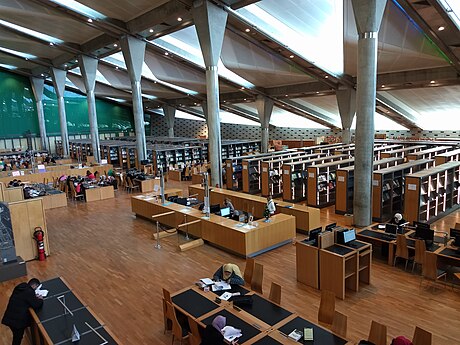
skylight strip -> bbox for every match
[0,47,36,60]
[0,64,17,70]
[49,0,106,20]
[0,19,64,44]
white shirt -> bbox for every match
[267,199,276,214]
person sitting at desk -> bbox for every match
[86,170,95,180]
[213,263,245,285]
[2,278,43,345]
[391,213,407,226]
[201,315,226,345]
[223,198,235,213]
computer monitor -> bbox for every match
[220,207,231,217]
[325,223,337,231]
[450,228,460,247]
[308,227,322,243]
[415,227,434,243]
[413,221,430,231]
[385,223,398,235]
[210,204,220,214]
[343,229,356,243]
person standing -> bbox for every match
[2,278,44,345]
[266,195,276,215]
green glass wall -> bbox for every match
[0,70,134,138]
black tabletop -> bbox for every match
[172,289,219,318]
[41,307,100,344]
[342,240,368,250]
[278,316,347,345]
[202,308,261,344]
[405,239,440,252]
[359,229,394,242]
[251,334,284,345]
[237,294,292,326]
[58,327,118,345]
[439,247,460,259]
[35,291,84,322]
[324,245,354,256]
[41,277,71,298]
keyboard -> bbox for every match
[381,234,397,241]
[346,241,361,248]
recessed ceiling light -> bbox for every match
[41,73,44,76]
[316,91,320,94]
[438,26,445,31]
[241,87,245,90]
[289,55,294,58]
[430,80,435,84]
[75,59,78,63]
[386,110,390,113]
[243,98,247,101]
[88,18,93,23]
[49,42,54,46]
[64,64,67,67]
[285,94,288,97]
[115,66,119,70]
[381,84,385,87]
[245,28,250,33]
[149,29,153,33]
[164,52,169,56]
[114,43,118,47]
[177,17,183,22]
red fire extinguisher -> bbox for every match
[33,227,46,261]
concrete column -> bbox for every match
[79,55,101,162]
[201,101,208,122]
[352,0,387,226]
[120,35,147,165]
[30,77,47,151]
[162,105,176,137]
[256,95,274,153]
[50,68,69,157]
[150,114,154,136]
[193,0,228,187]
[336,88,356,144]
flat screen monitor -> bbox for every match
[385,223,398,235]
[210,204,220,214]
[343,229,356,243]
[220,207,230,217]
[413,221,430,231]
[415,227,434,242]
[450,228,460,246]
[308,227,322,242]
[325,223,337,231]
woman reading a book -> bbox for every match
[213,263,244,285]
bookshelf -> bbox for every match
[306,158,355,207]
[371,159,434,222]
[406,146,452,161]
[380,145,426,160]
[435,148,460,166]
[335,157,403,215]
[404,161,460,224]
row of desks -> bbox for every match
[131,194,296,257]
[172,284,349,344]
[188,184,320,233]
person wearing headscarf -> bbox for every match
[200,315,226,345]
[213,263,244,285]
[392,213,407,226]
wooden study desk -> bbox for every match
[30,277,122,345]
[188,184,320,233]
[171,283,350,345]
[168,169,182,181]
[133,177,159,193]
[131,196,296,257]
[84,185,115,202]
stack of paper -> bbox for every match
[222,326,242,342]
[212,281,231,291]
[288,329,302,341]
[200,278,214,285]
[219,292,233,301]
[35,284,49,298]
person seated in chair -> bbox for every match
[391,213,407,226]
[223,198,235,213]
[213,263,244,285]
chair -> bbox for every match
[162,288,172,333]
[126,176,140,193]
[243,258,255,287]
[251,262,264,294]
[412,326,432,345]
[163,288,172,303]
[393,234,413,270]
[187,316,202,345]
[368,320,387,345]
[69,183,84,202]
[454,223,460,230]
[165,300,188,344]
[268,282,282,305]
[318,290,335,325]
[421,252,447,288]
[412,239,426,273]
[331,311,347,338]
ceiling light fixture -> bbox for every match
[177,17,183,22]
[245,28,250,32]
[88,18,93,23]
[316,91,320,94]
[438,26,445,31]
[381,84,385,87]
[430,80,436,84]
[114,44,118,47]
[149,29,153,33]
[49,42,54,46]
[289,55,294,58]
[325,76,329,79]
[164,52,169,56]
[241,87,245,90]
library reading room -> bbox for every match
[1,0,460,345]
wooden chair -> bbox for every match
[394,234,413,270]
[165,300,188,344]
[331,311,347,338]
[243,258,255,287]
[162,288,173,334]
[412,239,426,273]
[318,290,335,325]
[454,223,460,230]
[413,326,432,345]
[163,288,172,303]
[126,176,140,193]
[187,316,202,345]
[421,252,447,288]
[251,262,264,294]
[69,183,84,202]
[268,282,282,305]
[368,320,387,345]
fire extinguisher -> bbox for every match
[33,227,46,261]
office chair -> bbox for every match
[268,282,282,305]
[318,290,335,325]
[368,320,387,345]
[412,326,432,345]
[394,234,413,270]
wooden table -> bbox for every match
[131,196,296,257]
[134,178,160,193]
[84,185,115,202]
[189,184,320,233]
[168,170,182,181]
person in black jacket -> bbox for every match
[201,315,226,345]
[2,278,43,345]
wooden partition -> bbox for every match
[0,184,24,202]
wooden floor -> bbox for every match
[1,180,459,345]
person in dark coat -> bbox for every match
[2,278,43,345]
[200,315,226,345]
[213,263,245,285]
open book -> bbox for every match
[212,281,231,291]
[222,326,242,342]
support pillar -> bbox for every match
[352,0,387,226]
[256,96,274,153]
[50,68,69,157]
[120,35,147,165]
[30,77,47,151]
[162,105,176,137]
[193,0,228,187]
[79,55,101,162]
[336,88,356,144]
